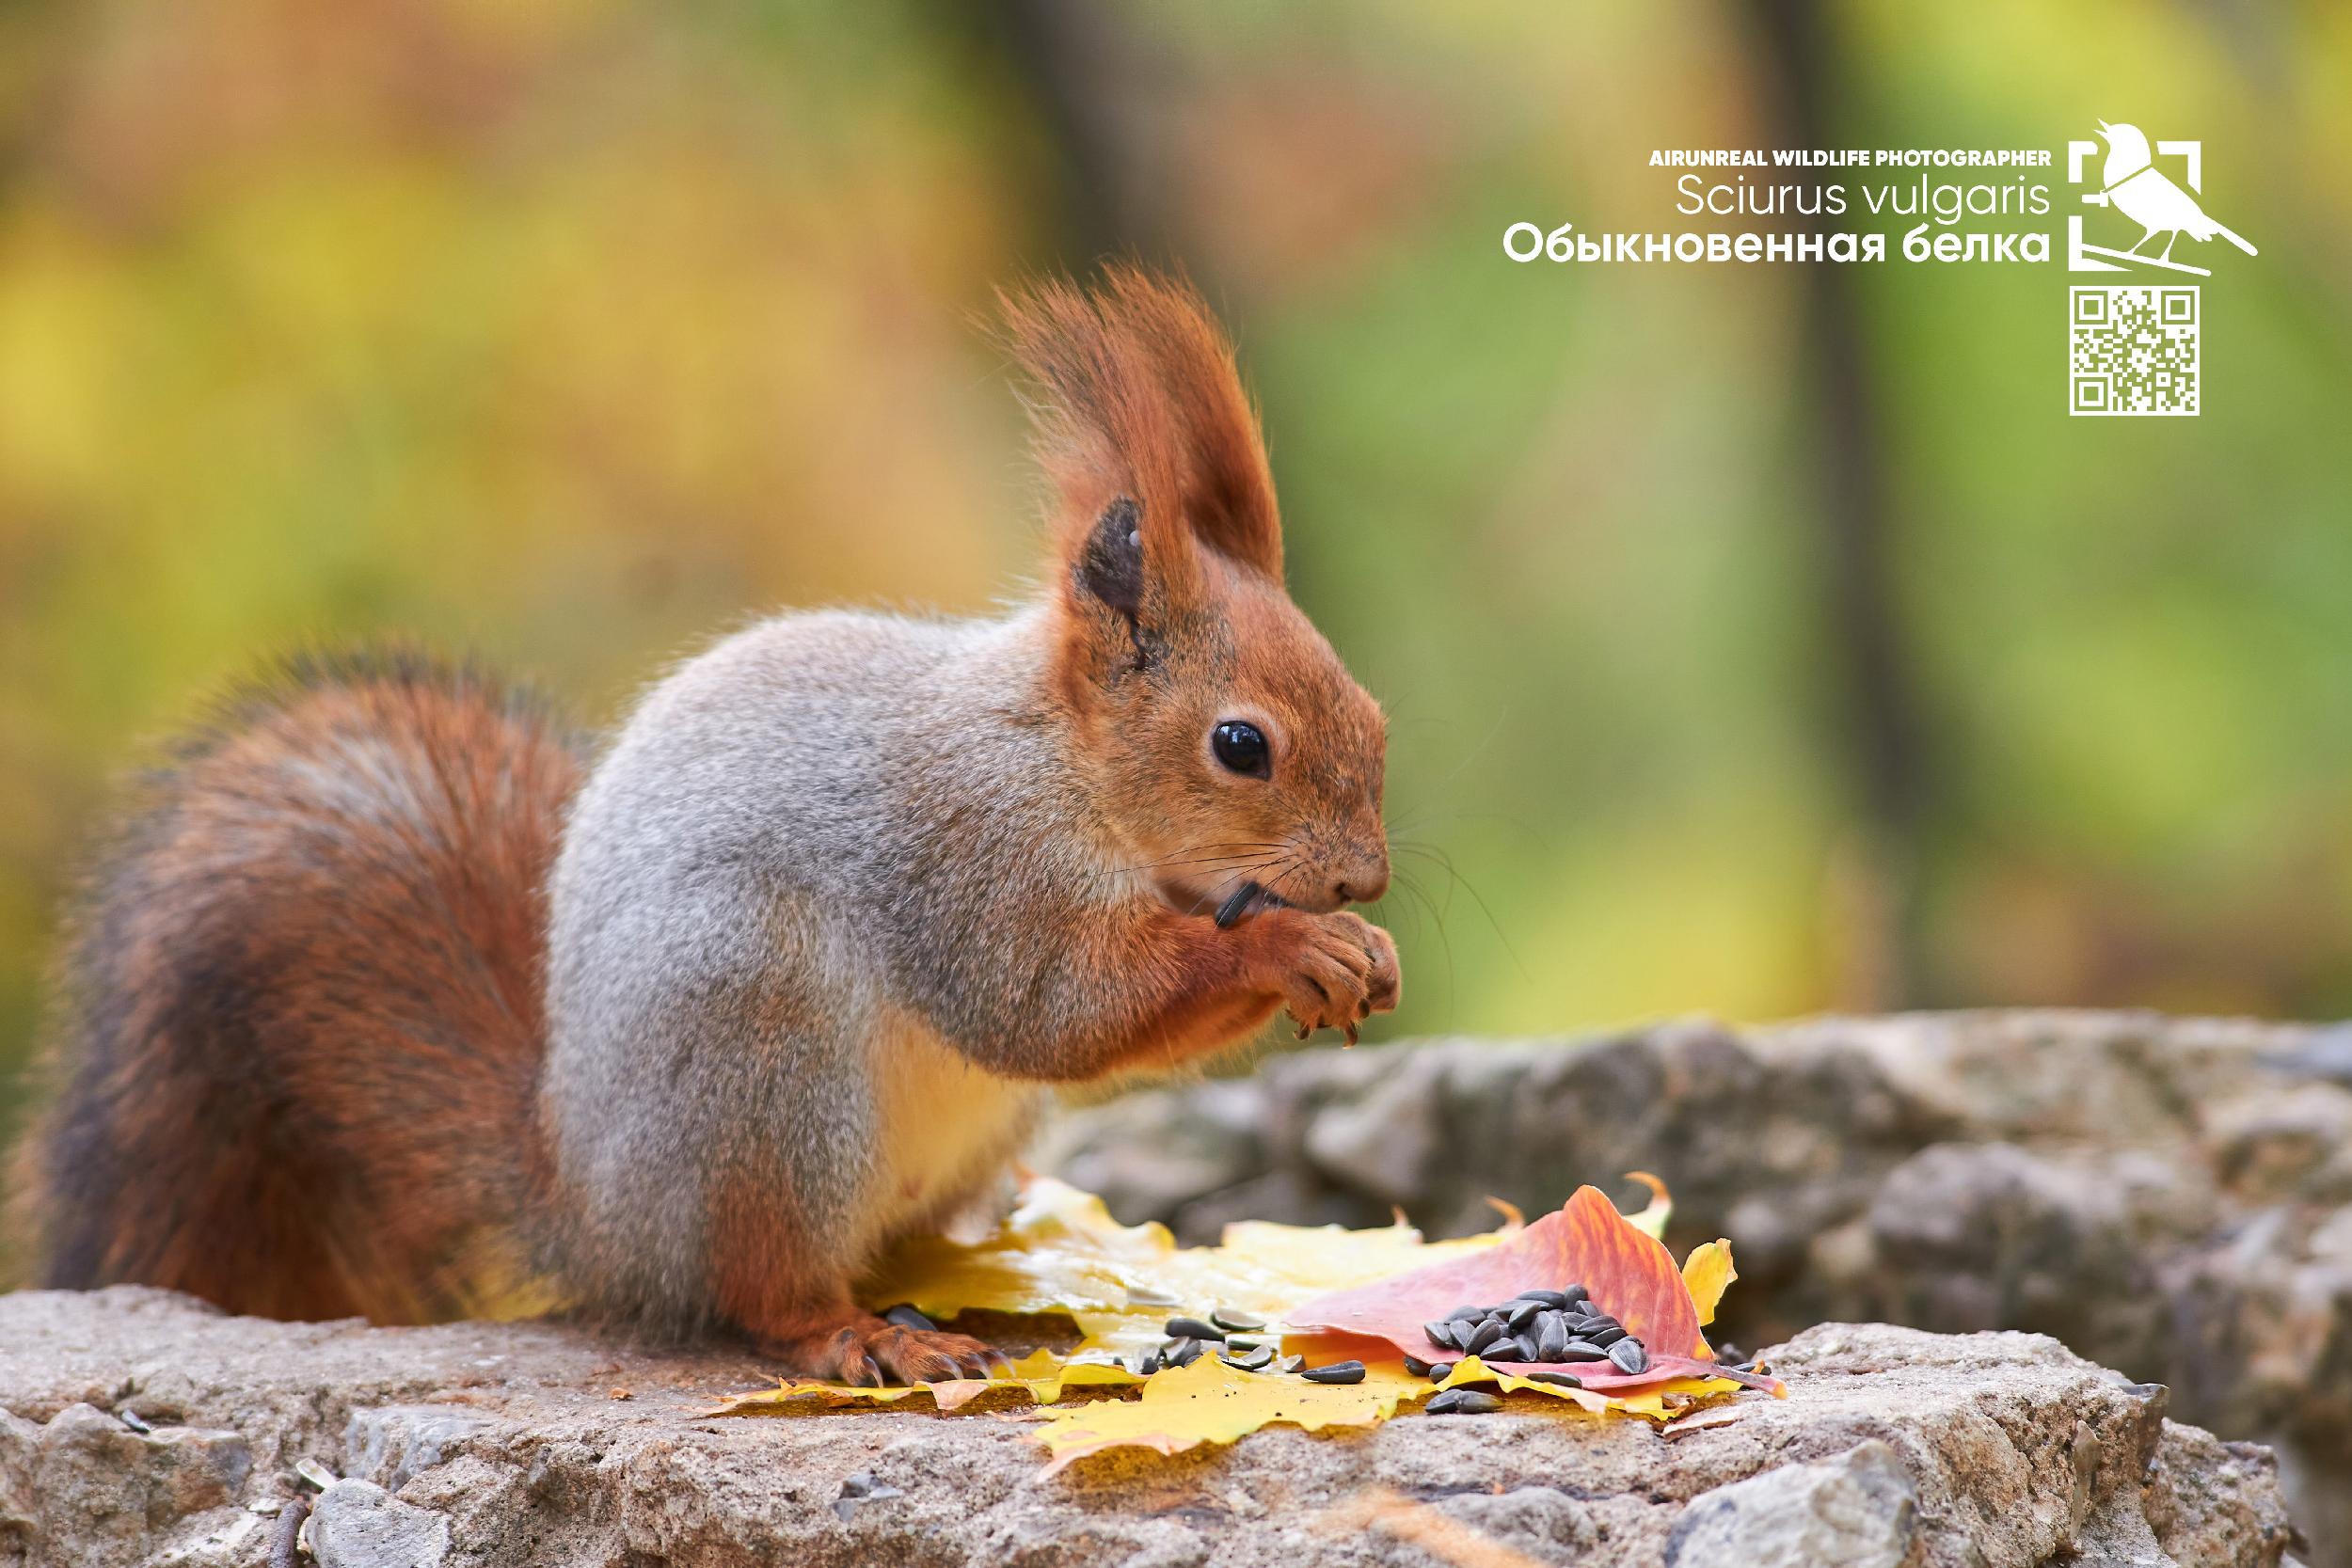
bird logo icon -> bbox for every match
[2075,120,2256,274]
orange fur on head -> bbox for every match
[1002,268,1391,925]
[999,265,1282,587]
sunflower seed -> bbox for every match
[1165,1317,1224,1342]
[1426,1388,1503,1415]
[1223,1335,1266,1354]
[1222,1345,1275,1371]
[1527,1370,1583,1388]
[1423,1360,1454,1382]
[1211,1307,1266,1333]
[1536,1315,1571,1361]
[1445,1304,1486,1323]
[1275,1354,1306,1375]
[1423,1320,1458,1350]
[1503,1299,1543,1330]
[1403,1354,1434,1377]
[1560,1340,1608,1360]
[1609,1338,1649,1375]
[882,1304,936,1332]
[1482,1337,1524,1362]
[1561,1284,1590,1305]
[1303,1360,1366,1385]
[1127,1349,1162,1375]
[1518,1289,1571,1309]
[1465,1320,1505,1354]
[1589,1325,1628,1348]
[1166,1338,1205,1367]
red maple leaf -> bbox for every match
[1288,1186,1780,1393]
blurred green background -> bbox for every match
[3,0,2349,1156]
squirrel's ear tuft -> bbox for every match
[1000,267,1282,589]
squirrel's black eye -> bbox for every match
[1211,721,1271,779]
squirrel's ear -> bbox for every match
[1074,496,1146,624]
[1002,268,1283,601]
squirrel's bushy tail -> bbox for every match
[11,651,582,1323]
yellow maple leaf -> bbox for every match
[710,1348,1143,1417]
[1681,1240,1737,1327]
[1034,1350,1421,1474]
[862,1176,1518,1356]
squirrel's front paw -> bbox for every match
[771,1313,1010,1386]
[1271,910,1401,1045]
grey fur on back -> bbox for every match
[543,603,1098,1331]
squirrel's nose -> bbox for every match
[1334,865,1390,906]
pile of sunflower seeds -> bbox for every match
[1111,1310,1382,1386]
[1416,1284,1648,1375]
[1131,1308,1350,1380]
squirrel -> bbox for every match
[12,268,1400,1385]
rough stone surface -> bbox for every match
[1662,1438,1915,1567]
[0,1287,2296,1567]
[307,1481,450,1568]
[1041,1008,2352,1559]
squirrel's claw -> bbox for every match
[770,1316,1008,1386]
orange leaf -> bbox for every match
[1288,1185,1779,1394]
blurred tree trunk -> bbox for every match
[961,0,1167,265]
[1747,0,1937,1007]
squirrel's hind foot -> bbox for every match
[770,1315,1010,1386]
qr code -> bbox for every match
[2070,286,2199,416]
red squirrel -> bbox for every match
[13,269,1399,1385]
